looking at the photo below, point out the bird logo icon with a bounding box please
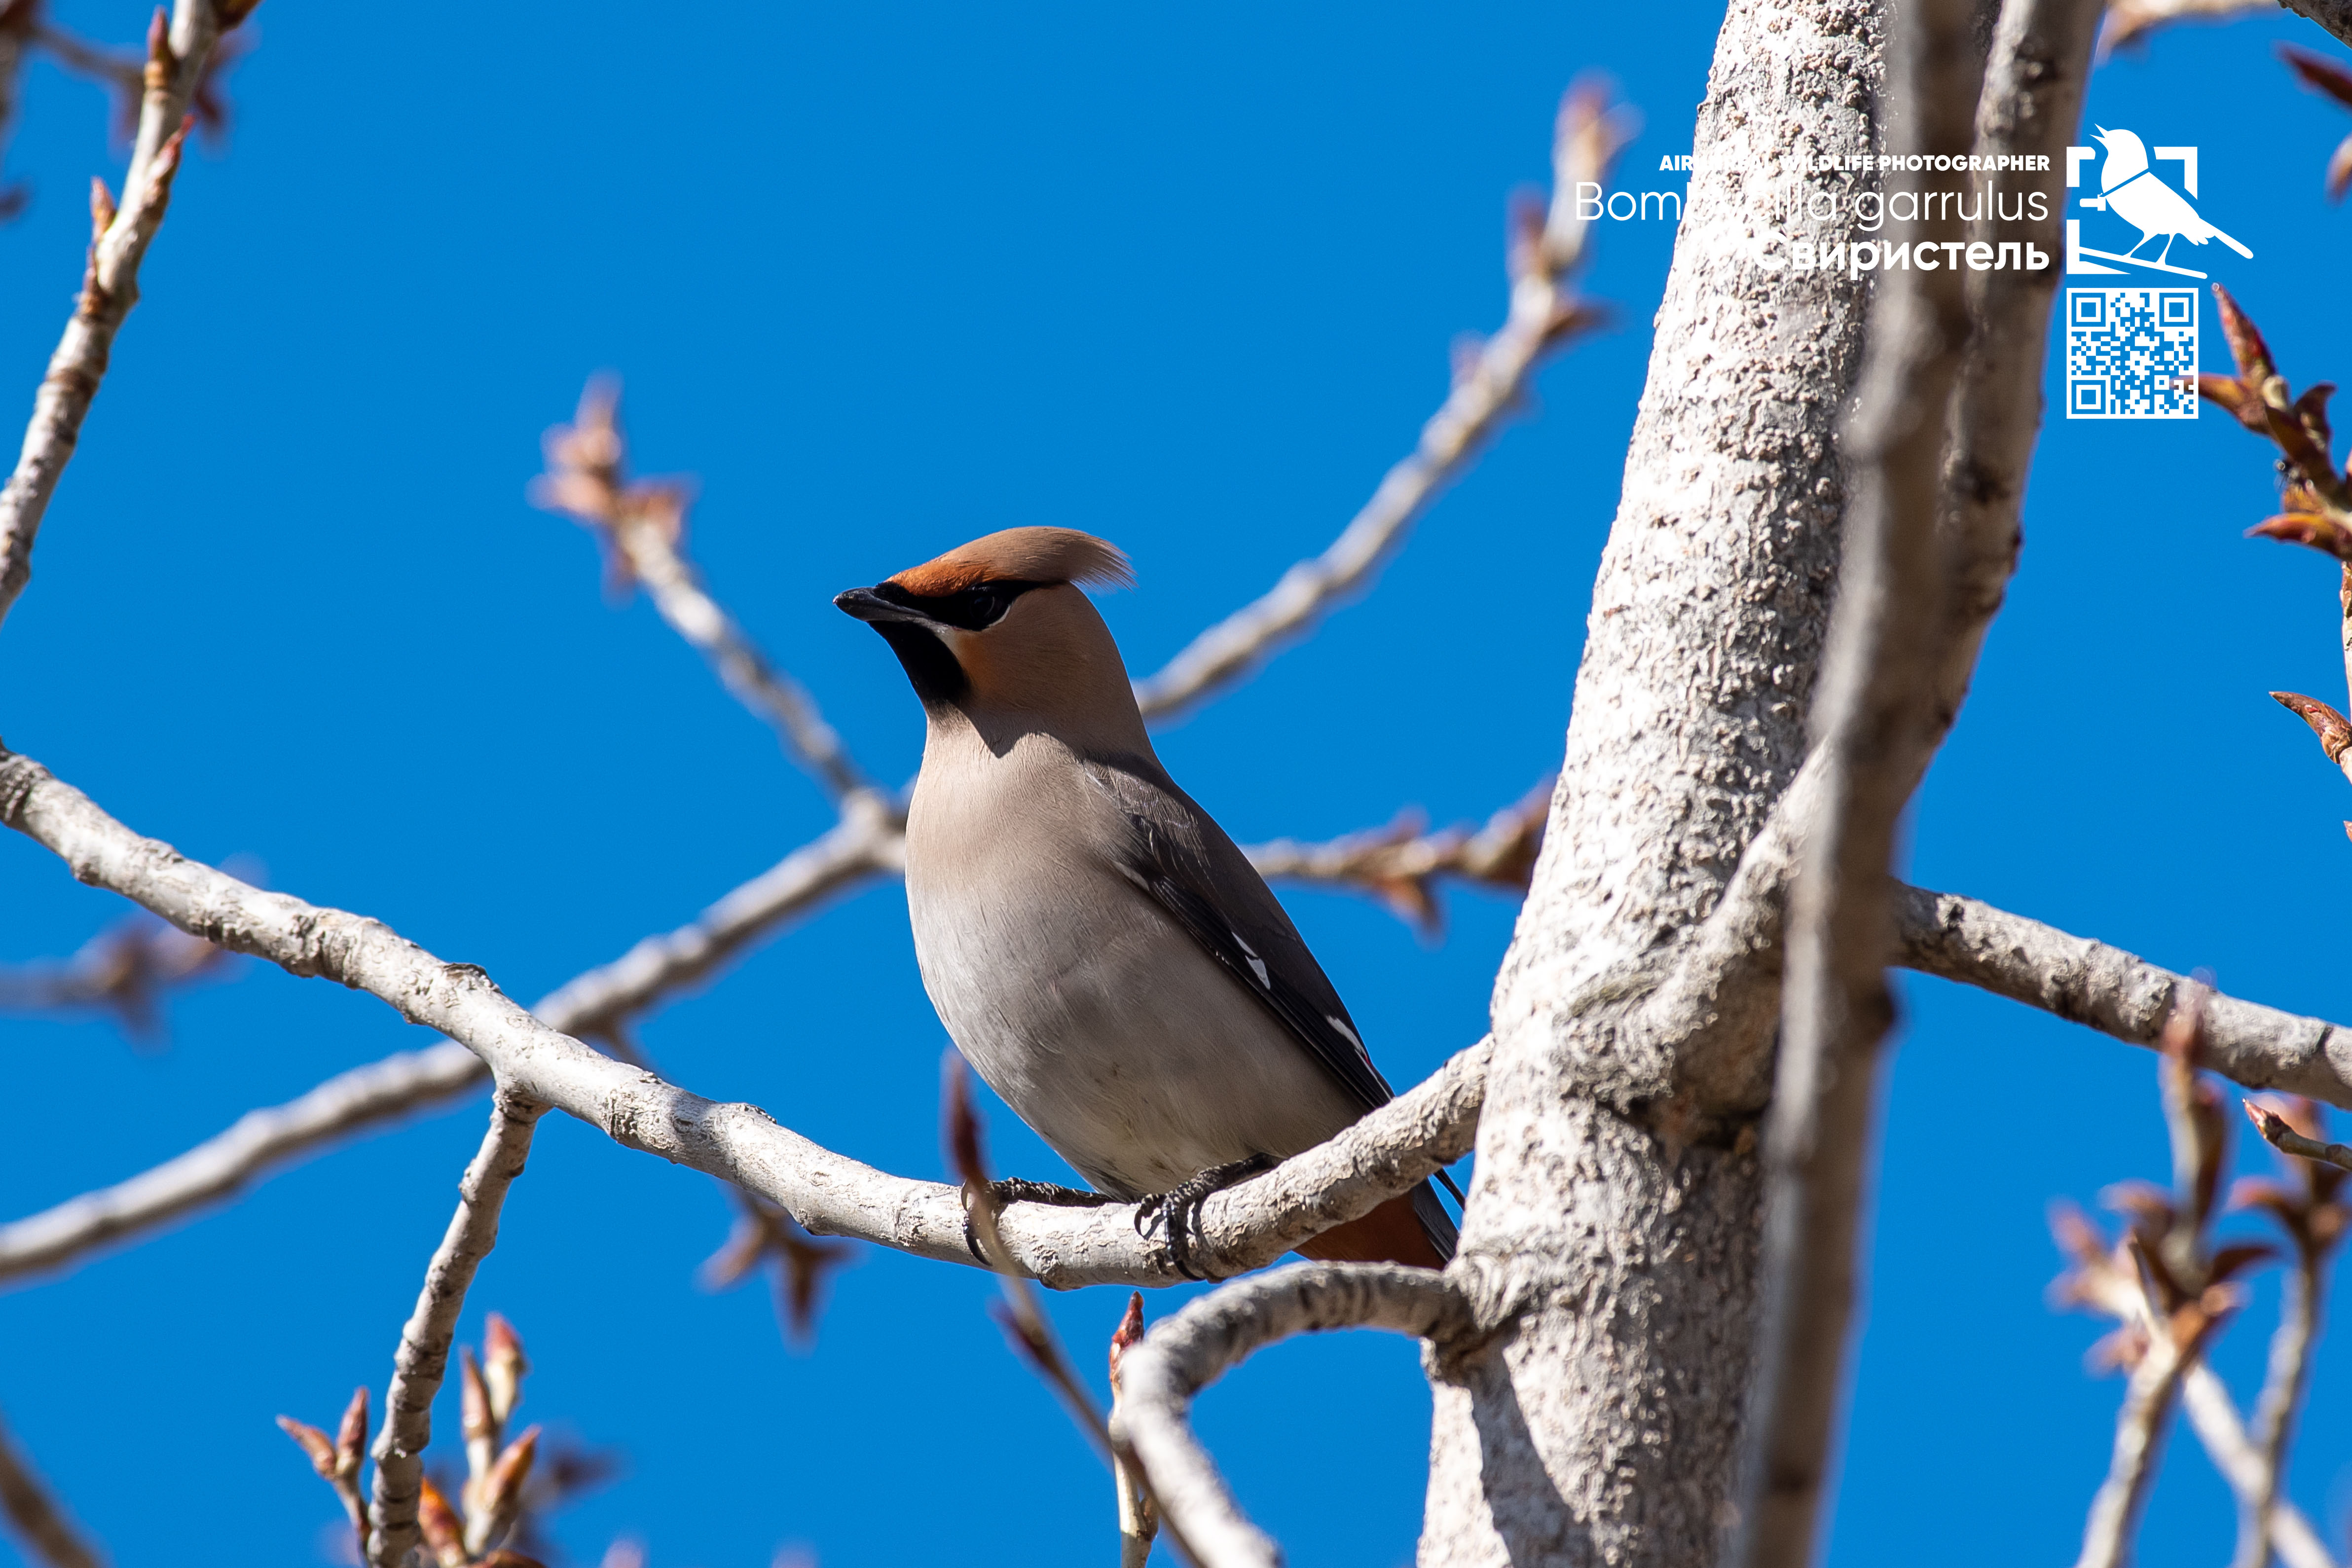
[2067,128,2252,277]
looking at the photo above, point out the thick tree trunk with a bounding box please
[1420,2,1885,1562]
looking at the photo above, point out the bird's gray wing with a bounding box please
[1082,755,1396,1115]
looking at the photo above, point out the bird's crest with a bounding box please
[888,527,1135,596]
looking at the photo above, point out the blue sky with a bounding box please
[1,3,2350,1566]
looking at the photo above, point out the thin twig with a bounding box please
[2246,1100,2352,1173]
[2233,1097,2348,1568]
[0,913,230,1041]
[941,1053,1119,1457]
[368,1093,544,1568]
[277,1387,369,1561]
[1734,0,1980,1556]
[530,379,880,804]
[1241,779,1548,934]
[1108,1293,1160,1568]
[0,1,29,220]
[1128,83,1625,720]
[0,1401,103,1568]
[1112,1261,1473,1568]
[0,0,228,632]
[698,1189,853,1349]
[2238,1245,2321,1568]
[2077,1246,2237,1568]
[2183,1367,2341,1568]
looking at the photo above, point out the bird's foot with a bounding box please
[1133,1154,1279,1280]
[960,1179,1118,1265]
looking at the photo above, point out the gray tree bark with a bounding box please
[1421,0,1885,1560]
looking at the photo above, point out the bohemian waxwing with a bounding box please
[835,526,1457,1273]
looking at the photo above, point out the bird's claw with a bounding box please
[1132,1154,1278,1280]
[961,1178,1118,1265]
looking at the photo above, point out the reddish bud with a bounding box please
[2272,691,2352,763]
[484,1424,540,1513]
[141,6,173,92]
[460,1347,494,1443]
[334,1386,368,1480]
[2247,514,2352,562]
[2211,284,2278,390]
[482,1314,527,1427]
[275,1416,337,1478]
[1108,1290,1145,1396]
[2282,45,2352,110]
[941,1052,991,1194]
[86,179,115,242]
[416,1477,468,1568]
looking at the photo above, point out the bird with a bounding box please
[835,526,1458,1273]
[2083,126,2252,266]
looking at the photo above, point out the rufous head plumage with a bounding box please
[836,527,1146,751]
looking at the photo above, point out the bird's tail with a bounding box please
[2211,225,2253,258]
[1411,1180,1459,1264]
[1295,1182,1457,1267]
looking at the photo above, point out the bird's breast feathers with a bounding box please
[902,733,1367,1195]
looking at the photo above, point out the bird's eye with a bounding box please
[956,587,1010,627]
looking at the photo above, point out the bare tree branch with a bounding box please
[368,1094,544,1568]
[529,802,901,1039]
[1934,0,2103,748]
[0,766,1521,1287]
[1112,1261,1473,1568]
[1128,84,1624,721]
[0,1401,103,1568]
[0,0,228,632]
[529,379,882,805]
[1735,0,1982,1553]
[2104,0,2352,53]
[2097,0,2274,55]
[2282,0,2352,50]
[2270,691,2352,789]
[17,843,2350,1296]
[0,808,897,1286]
[2184,1366,2341,1568]
[0,1039,482,1284]
[0,2,29,219]
[1894,885,2352,1107]
[0,740,1485,1288]
[1240,779,1548,933]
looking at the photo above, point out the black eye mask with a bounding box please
[865,579,1046,631]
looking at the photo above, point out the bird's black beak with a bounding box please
[834,585,935,626]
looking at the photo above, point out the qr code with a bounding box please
[2066,288,2198,419]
